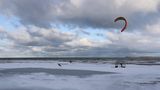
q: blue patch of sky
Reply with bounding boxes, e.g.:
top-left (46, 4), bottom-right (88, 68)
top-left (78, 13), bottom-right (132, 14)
top-left (52, 24), bottom-right (107, 41)
top-left (0, 14), bottom-right (21, 31)
top-left (0, 14), bottom-right (114, 42)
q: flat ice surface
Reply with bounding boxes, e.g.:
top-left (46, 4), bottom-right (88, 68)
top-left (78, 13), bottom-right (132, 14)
top-left (0, 61), bottom-right (160, 90)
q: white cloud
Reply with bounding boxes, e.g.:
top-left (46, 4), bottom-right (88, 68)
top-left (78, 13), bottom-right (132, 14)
top-left (145, 19), bottom-right (160, 36)
top-left (115, 0), bottom-right (160, 13)
top-left (8, 27), bottom-right (32, 43)
top-left (0, 0), bottom-right (160, 56)
top-left (0, 0), bottom-right (159, 29)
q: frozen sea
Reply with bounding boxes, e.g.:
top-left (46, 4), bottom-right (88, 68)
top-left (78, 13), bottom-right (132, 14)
top-left (0, 60), bottom-right (160, 90)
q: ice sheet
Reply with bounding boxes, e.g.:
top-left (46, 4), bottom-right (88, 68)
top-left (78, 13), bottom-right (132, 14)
top-left (0, 61), bottom-right (160, 90)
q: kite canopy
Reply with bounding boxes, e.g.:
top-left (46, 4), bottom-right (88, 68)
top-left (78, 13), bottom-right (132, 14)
top-left (114, 17), bottom-right (128, 32)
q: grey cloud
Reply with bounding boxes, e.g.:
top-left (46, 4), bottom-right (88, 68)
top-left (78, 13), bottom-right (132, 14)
top-left (1, 26), bottom-right (160, 57)
top-left (0, 0), bottom-right (160, 57)
top-left (0, 0), bottom-right (62, 28)
top-left (7, 28), bottom-right (76, 50)
top-left (0, 0), bottom-right (159, 30)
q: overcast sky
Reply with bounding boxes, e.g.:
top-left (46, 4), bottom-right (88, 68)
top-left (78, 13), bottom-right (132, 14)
top-left (0, 0), bottom-right (160, 57)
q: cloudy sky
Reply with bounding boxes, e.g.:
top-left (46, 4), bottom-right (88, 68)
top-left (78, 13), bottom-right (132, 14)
top-left (0, 0), bottom-right (160, 57)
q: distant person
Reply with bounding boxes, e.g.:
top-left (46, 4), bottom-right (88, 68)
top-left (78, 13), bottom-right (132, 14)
top-left (115, 61), bottom-right (126, 68)
top-left (115, 61), bottom-right (119, 68)
top-left (69, 60), bottom-right (72, 63)
top-left (120, 63), bottom-right (126, 68)
top-left (58, 63), bottom-right (62, 67)
top-left (115, 64), bottom-right (118, 68)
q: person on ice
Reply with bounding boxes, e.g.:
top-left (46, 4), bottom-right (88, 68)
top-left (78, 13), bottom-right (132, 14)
top-left (115, 61), bottom-right (126, 68)
top-left (58, 63), bottom-right (62, 67)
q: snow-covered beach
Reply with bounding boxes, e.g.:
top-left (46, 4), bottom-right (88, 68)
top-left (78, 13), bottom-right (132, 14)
top-left (0, 60), bottom-right (160, 90)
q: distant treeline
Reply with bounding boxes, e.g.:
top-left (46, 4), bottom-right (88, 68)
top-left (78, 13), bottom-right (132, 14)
top-left (0, 57), bottom-right (160, 61)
